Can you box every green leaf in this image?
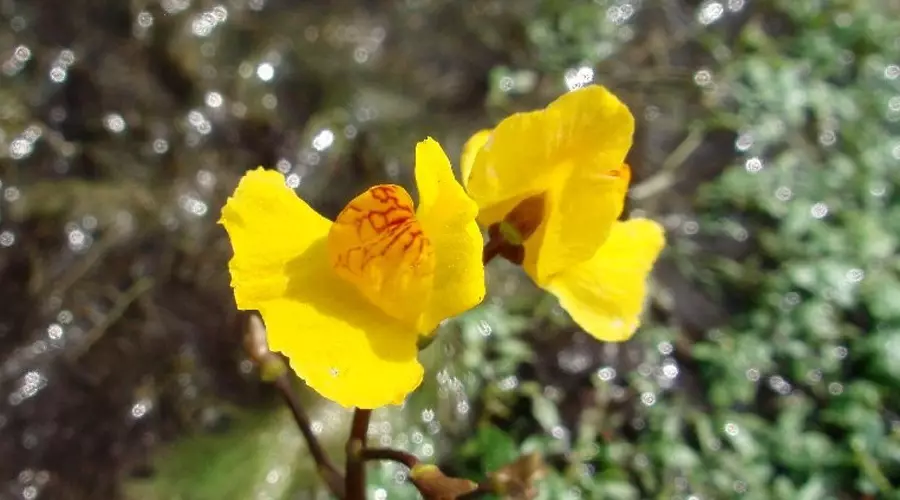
[471,424,519,473]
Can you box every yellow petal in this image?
[261,240,423,408]
[328,185,436,326]
[460,129,492,189]
[466,85,634,227]
[545,218,665,342]
[414,138,486,333]
[220,167,331,309]
[524,162,630,283]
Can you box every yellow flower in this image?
[461,85,665,341]
[220,138,485,409]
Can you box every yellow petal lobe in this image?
[545,218,665,342]
[460,129,492,189]
[219,167,331,309]
[328,185,436,326]
[221,168,424,408]
[261,241,423,408]
[524,161,630,283]
[466,85,634,224]
[414,137,486,333]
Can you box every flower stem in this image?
[482,237,504,264]
[272,375,345,498]
[360,447,420,469]
[345,408,372,499]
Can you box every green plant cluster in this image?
[446,1,900,499]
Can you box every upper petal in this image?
[465,85,634,225]
[220,167,331,309]
[328,185,435,326]
[524,163,630,283]
[544,218,665,342]
[414,138,486,333]
[460,129,492,190]
[263,239,424,409]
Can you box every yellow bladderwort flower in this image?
[220,138,485,409]
[461,85,665,342]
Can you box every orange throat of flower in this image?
[485,192,546,265]
[327,184,436,325]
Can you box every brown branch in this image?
[345,408,372,499]
[244,315,344,498]
[361,447,420,469]
[272,375,345,498]
[483,236,504,264]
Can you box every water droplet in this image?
[657,341,674,355]
[597,366,617,381]
[9,138,33,159]
[67,228,89,252]
[4,186,21,201]
[889,96,900,113]
[697,1,724,25]
[745,156,764,173]
[130,399,152,419]
[726,0,745,12]
[661,361,679,379]
[768,375,792,395]
[103,113,126,134]
[498,375,518,391]
[640,392,656,406]
[735,133,754,151]
[693,68,713,86]
[818,129,836,146]
[312,129,335,151]
[152,139,169,154]
[57,49,75,67]
[205,91,223,108]
[136,11,154,28]
[564,66,594,90]
[775,186,793,201]
[0,230,16,247]
[810,202,829,219]
[846,268,865,283]
[22,485,37,500]
[47,323,63,340]
[724,422,739,436]
[13,45,31,62]
[256,62,275,81]
[886,64,900,80]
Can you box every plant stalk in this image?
[345,408,372,499]
[272,375,345,498]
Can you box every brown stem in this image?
[482,236,504,264]
[345,408,372,499]
[272,375,345,498]
[360,447,420,469]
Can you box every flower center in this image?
[486,193,546,264]
[327,185,435,325]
